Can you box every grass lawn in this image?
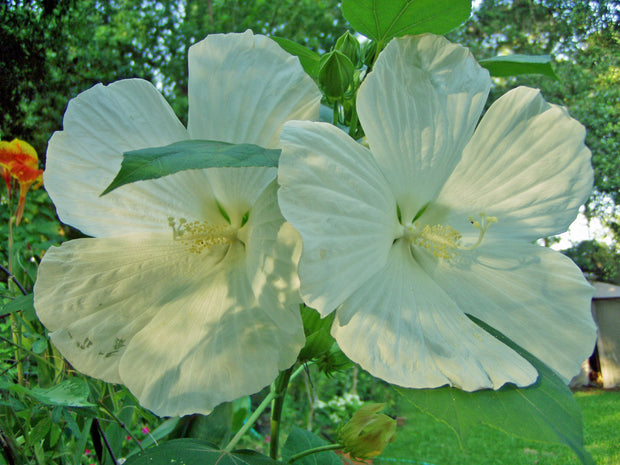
[376,389,620,465]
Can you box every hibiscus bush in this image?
[1,1,600,464]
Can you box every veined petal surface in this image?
[43,79,222,237]
[278,121,398,315]
[188,30,321,147]
[34,235,303,416]
[245,181,302,327]
[437,86,593,241]
[416,240,597,382]
[331,241,538,390]
[357,34,490,220]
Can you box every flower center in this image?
[168,217,237,254]
[399,212,497,259]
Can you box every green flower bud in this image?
[338,403,397,460]
[318,50,355,100]
[362,40,378,68]
[335,31,361,67]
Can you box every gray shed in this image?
[571,281,620,389]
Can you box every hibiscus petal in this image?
[278,121,399,316]
[357,34,491,220]
[188,30,321,148]
[436,86,592,240]
[332,241,538,390]
[416,239,597,383]
[119,242,304,416]
[245,181,303,327]
[204,167,276,226]
[44,79,224,237]
[34,235,303,416]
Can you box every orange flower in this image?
[0,139,43,225]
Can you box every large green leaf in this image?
[102,140,280,195]
[342,0,471,46]
[392,317,594,465]
[271,37,321,80]
[282,427,341,465]
[124,439,282,465]
[480,54,557,78]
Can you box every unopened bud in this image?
[318,50,354,99]
[335,31,361,67]
[338,403,397,460]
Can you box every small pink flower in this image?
[141,426,150,434]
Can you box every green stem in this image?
[348,105,359,139]
[223,388,277,453]
[288,443,343,463]
[7,215,24,385]
[269,366,294,460]
[223,364,308,454]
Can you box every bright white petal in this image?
[119,243,304,417]
[188,31,321,147]
[278,121,398,315]
[357,34,490,220]
[417,239,597,382]
[44,79,224,237]
[332,241,538,390]
[34,235,303,416]
[437,86,593,240]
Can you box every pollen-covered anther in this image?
[169,217,235,253]
[416,224,462,259]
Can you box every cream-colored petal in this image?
[44,79,225,237]
[203,167,276,226]
[119,242,304,417]
[245,181,303,326]
[436,86,593,240]
[416,239,597,382]
[188,31,321,148]
[35,235,303,417]
[332,241,537,390]
[357,34,490,220]
[34,233,224,384]
[278,121,398,316]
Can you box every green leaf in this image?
[0,378,95,407]
[342,0,471,46]
[102,140,280,195]
[124,439,282,465]
[30,378,95,407]
[1,293,34,319]
[282,427,341,465]
[392,317,594,465]
[271,37,321,80]
[479,54,557,78]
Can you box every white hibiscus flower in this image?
[34,31,321,416]
[277,34,596,391]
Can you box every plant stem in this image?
[287,443,343,463]
[7,215,24,385]
[223,388,277,453]
[269,366,295,460]
[223,364,308,454]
